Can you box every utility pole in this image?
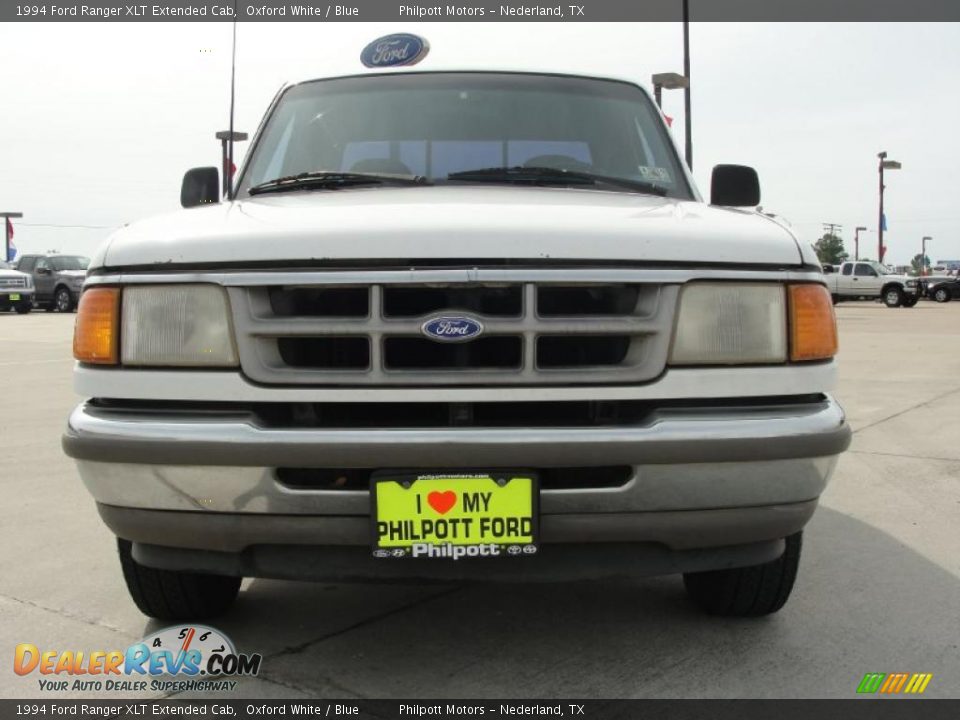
[1,211,23,262]
[822,223,842,237]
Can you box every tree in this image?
[910,253,932,275]
[814,234,848,264]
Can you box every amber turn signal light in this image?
[788,284,838,362]
[73,287,121,365]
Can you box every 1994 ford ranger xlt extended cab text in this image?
[63,66,851,621]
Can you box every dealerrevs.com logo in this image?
[14,625,261,693]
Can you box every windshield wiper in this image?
[445,166,669,196]
[249,171,431,196]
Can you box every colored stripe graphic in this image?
[857,673,886,693]
[857,672,932,694]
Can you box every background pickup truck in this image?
[824,260,919,307]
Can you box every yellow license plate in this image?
[371,472,538,559]
[8,294,20,301]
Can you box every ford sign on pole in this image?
[361,34,431,69]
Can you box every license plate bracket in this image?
[370,471,539,559]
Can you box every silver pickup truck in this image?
[63,62,851,621]
[824,260,919,307]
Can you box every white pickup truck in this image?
[63,51,850,621]
[823,260,919,307]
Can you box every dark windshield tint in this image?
[49,256,89,271]
[239,73,692,199]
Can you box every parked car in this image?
[924,276,960,303]
[0,261,34,313]
[15,253,89,312]
[63,55,851,621]
[824,261,919,307]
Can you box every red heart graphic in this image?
[427,490,457,515]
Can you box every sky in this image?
[2,21,959,267]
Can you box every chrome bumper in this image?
[64,396,849,555]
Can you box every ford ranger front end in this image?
[63,70,850,620]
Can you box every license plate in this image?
[8,294,19,301]
[371,472,538,559]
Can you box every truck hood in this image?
[97,186,805,269]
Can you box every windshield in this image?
[49,256,90,271]
[239,72,692,200]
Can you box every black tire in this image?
[830,294,840,305]
[117,538,241,621]
[683,533,802,617]
[882,287,903,308]
[934,288,951,303]
[54,286,75,313]
[901,296,918,308]
[14,302,32,314]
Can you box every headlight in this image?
[121,284,238,367]
[670,283,787,365]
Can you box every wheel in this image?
[830,294,840,305]
[14,301,32,314]
[934,288,950,303]
[54,286,75,313]
[883,287,903,308]
[683,533,802,617]
[117,538,241,621]
[901,296,918,308]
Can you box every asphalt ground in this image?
[1,301,958,700]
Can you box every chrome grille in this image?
[0,277,26,289]
[229,278,678,386]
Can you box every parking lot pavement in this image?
[1,304,958,699]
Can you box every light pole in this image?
[854,226,867,261]
[921,236,932,276]
[682,0,692,170]
[877,151,901,265]
[651,72,688,109]
[215,130,248,198]
[1,211,23,262]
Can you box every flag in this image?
[664,114,674,128]
[5,218,14,262]
[881,213,887,232]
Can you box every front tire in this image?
[54,286,75,313]
[117,538,241,621]
[683,533,802,617]
[901,296,918,308]
[883,287,904,308]
[14,301,32,314]
[934,288,951,303]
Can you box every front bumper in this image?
[0,289,33,303]
[64,395,850,576]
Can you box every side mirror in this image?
[180,167,220,208]
[710,164,760,207]
[37,267,52,275]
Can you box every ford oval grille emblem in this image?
[421,316,484,343]
[360,34,430,69]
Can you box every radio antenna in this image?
[227,1,238,200]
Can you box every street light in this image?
[854,226,867,261]
[651,72,688,109]
[921,236,932,276]
[215,130,248,198]
[877,151,902,265]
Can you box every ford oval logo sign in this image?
[421,316,484,343]
[361,34,430,69]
